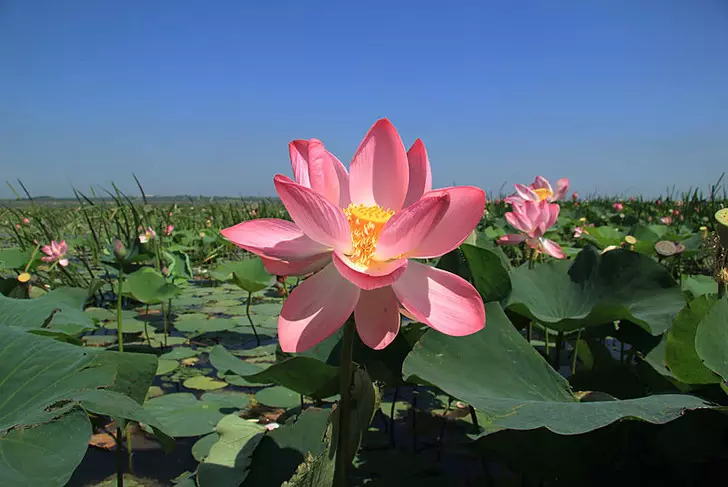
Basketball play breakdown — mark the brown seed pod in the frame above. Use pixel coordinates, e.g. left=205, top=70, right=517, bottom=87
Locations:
left=655, top=240, right=679, bottom=257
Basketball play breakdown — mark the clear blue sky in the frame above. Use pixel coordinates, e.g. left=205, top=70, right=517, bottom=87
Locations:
left=1, top=1, right=727, bottom=199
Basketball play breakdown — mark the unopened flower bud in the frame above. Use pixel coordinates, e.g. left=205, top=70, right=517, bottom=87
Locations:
left=113, top=239, right=127, bottom=259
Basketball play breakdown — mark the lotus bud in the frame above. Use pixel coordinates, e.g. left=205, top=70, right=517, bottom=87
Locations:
left=113, top=239, right=127, bottom=259
left=22, top=217, right=30, bottom=225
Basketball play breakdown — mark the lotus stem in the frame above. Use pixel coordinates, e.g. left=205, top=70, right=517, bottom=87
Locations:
left=115, top=426, right=124, bottom=487
left=245, top=291, right=261, bottom=346
left=389, top=387, right=399, bottom=448
left=334, top=318, right=355, bottom=487
left=116, top=267, right=124, bottom=353
left=571, top=329, right=582, bottom=376
left=555, top=331, right=564, bottom=369
left=161, top=302, right=168, bottom=349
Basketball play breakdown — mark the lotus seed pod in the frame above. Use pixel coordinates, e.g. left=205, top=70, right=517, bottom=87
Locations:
left=715, top=209, right=728, bottom=249
left=655, top=240, right=678, bottom=257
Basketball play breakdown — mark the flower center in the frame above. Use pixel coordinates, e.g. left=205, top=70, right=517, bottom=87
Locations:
left=533, top=188, right=552, bottom=201
left=343, top=203, right=394, bottom=267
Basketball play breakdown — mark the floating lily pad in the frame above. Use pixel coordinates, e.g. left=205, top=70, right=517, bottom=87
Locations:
left=192, top=433, right=220, bottom=462
left=255, top=387, right=300, bottom=408
left=175, top=317, right=236, bottom=333
left=184, top=376, right=229, bottom=391
left=144, top=393, right=241, bottom=437
left=156, top=359, right=179, bottom=376
left=161, top=347, right=200, bottom=360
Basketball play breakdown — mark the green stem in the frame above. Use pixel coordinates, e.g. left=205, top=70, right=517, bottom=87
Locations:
left=143, top=305, right=152, bottom=347
left=527, top=322, right=532, bottom=343
left=571, top=329, right=582, bottom=376
left=554, top=331, right=564, bottom=370
left=116, top=427, right=124, bottom=487
left=126, top=423, right=133, bottom=473
left=246, top=291, right=261, bottom=346
left=334, top=319, right=355, bottom=487
left=161, top=302, right=168, bottom=349
left=544, top=326, right=549, bottom=357
left=116, top=268, right=124, bottom=353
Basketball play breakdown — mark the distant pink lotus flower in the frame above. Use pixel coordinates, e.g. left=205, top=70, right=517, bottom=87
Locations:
left=673, top=209, right=680, bottom=216
left=139, top=227, right=156, bottom=243
left=571, top=192, right=579, bottom=201
left=15, top=224, right=20, bottom=230
left=41, top=240, right=69, bottom=267
left=656, top=199, right=662, bottom=206
left=250, top=209, right=257, bottom=216
left=613, top=202, right=624, bottom=212
left=497, top=200, right=565, bottom=258
left=629, top=197, right=636, bottom=202
left=221, top=119, right=486, bottom=352
left=22, top=217, right=30, bottom=225
left=504, top=176, right=569, bottom=205
left=574, top=226, right=586, bottom=238
left=661, top=216, right=673, bottom=225
left=165, top=225, right=174, bottom=236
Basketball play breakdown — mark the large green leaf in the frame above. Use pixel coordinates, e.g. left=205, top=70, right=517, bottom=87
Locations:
left=695, top=297, right=728, bottom=381
left=0, top=409, right=91, bottom=487
left=460, top=243, right=512, bottom=303
left=403, top=303, right=711, bottom=436
left=211, top=258, right=274, bottom=293
left=0, top=328, right=164, bottom=486
left=242, top=408, right=331, bottom=487
left=665, top=296, right=721, bottom=384
left=144, top=393, right=244, bottom=437
left=197, top=415, right=266, bottom=487
left=124, top=267, right=181, bottom=304
left=0, top=287, right=94, bottom=334
left=507, top=246, right=684, bottom=334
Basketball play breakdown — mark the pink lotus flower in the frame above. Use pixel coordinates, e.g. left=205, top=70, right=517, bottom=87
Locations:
left=661, top=216, right=673, bottom=225
left=572, top=192, right=579, bottom=201
left=497, top=200, right=565, bottom=259
left=574, top=226, right=586, bottom=238
left=504, top=176, right=569, bottom=205
left=139, top=227, right=156, bottom=243
left=41, top=240, right=69, bottom=267
left=613, top=202, right=624, bottom=212
left=165, top=225, right=174, bottom=236
left=22, top=217, right=30, bottom=225
left=672, top=209, right=680, bottom=216
left=221, top=119, right=486, bottom=352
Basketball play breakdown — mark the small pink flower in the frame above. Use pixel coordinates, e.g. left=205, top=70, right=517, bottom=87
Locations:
left=139, top=227, right=156, bottom=243
left=656, top=199, right=662, bottom=206
left=165, top=225, right=174, bottom=236
left=504, top=176, right=570, bottom=205
left=494, top=199, right=502, bottom=205
left=168, top=212, right=173, bottom=217
left=15, top=224, right=21, bottom=230
left=264, top=423, right=280, bottom=431
left=572, top=192, right=579, bottom=201
left=629, top=197, right=635, bottom=202
left=613, top=202, right=624, bottom=212
left=676, top=200, right=683, bottom=207
left=672, top=209, right=679, bottom=216
left=251, top=209, right=258, bottom=216
left=41, top=240, right=69, bottom=267
left=574, top=226, right=586, bottom=238
left=679, top=215, right=684, bottom=221
left=22, top=217, right=30, bottom=225
left=497, top=200, right=565, bottom=259
left=221, top=119, right=486, bottom=352
left=660, top=216, right=673, bottom=225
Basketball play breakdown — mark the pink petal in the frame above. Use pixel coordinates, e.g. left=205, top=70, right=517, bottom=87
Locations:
left=260, top=254, right=331, bottom=277
left=289, top=140, right=311, bottom=187
left=506, top=210, right=532, bottom=235
left=332, top=252, right=408, bottom=290
left=59, top=258, right=69, bottom=267
left=375, top=193, right=449, bottom=261
left=278, top=263, right=360, bottom=352
left=552, top=178, right=570, bottom=201
left=532, top=176, right=553, bottom=193
left=274, top=175, right=352, bottom=253
left=402, top=139, right=432, bottom=208
left=306, top=139, right=351, bottom=208
left=220, top=219, right=329, bottom=261
left=503, top=195, right=524, bottom=205
left=545, top=203, right=560, bottom=229
left=349, top=119, right=409, bottom=211
left=58, top=241, right=68, bottom=254
left=497, top=234, right=526, bottom=245
left=354, top=286, right=401, bottom=350
left=541, top=238, right=565, bottom=259
left=40, top=245, right=53, bottom=257
left=408, top=187, right=486, bottom=259
left=41, top=255, right=54, bottom=263
left=392, top=262, right=485, bottom=336
left=514, top=184, right=539, bottom=202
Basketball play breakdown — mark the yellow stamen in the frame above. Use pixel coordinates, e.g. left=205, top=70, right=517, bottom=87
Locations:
left=533, top=188, right=552, bottom=201
left=343, top=203, right=394, bottom=267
